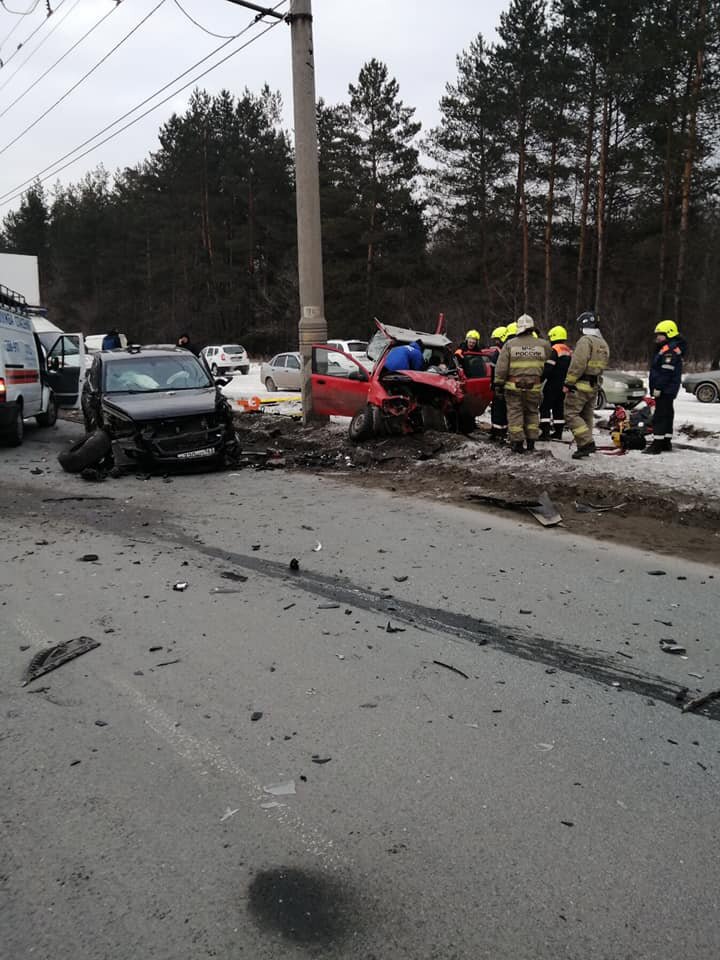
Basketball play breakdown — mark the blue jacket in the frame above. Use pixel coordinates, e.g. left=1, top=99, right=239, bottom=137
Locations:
left=649, top=336, right=686, bottom=398
left=383, top=341, right=424, bottom=373
left=102, top=333, right=122, bottom=350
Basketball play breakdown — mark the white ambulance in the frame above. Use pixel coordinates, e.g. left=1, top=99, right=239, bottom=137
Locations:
left=0, top=288, right=84, bottom=446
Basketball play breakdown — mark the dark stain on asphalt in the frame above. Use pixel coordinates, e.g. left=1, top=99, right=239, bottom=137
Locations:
left=247, top=867, right=351, bottom=947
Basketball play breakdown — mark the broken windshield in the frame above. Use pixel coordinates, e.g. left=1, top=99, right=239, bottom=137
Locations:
left=103, top=356, right=213, bottom=393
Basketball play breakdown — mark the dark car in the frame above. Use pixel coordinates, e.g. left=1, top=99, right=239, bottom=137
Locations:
left=59, top=346, right=237, bottom=473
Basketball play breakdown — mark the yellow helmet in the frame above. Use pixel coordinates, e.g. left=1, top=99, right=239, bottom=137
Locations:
left=505, top=321, right=518, bottom=338
left=491, top=325, right=507, bottom=342
left=655, top=319, right=679, bottom=339
left=547, top=325, right=568, bottom=343
left=465, top=329, right=481, bottom=344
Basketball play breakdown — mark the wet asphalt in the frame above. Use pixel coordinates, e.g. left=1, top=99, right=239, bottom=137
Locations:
left=1, top=420, right=719, bottom=960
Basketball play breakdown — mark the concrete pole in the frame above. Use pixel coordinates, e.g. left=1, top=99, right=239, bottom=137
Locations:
left=289, top=0, right=327, bottom=422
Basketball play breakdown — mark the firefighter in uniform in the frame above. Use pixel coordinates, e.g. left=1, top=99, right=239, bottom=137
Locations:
left=454, top=329, right=481, bottom=358
left=539, top=325, right=573, bottom=441
left=563, top=312, right=610, bottom=459
left=644, top=319, right=686, bottom=454
left=487, top=326, right=508, bottom=442
left=494, top=314, right=552, bottom=453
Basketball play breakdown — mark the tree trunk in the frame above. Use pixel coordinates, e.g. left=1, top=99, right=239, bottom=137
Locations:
left=515, top=115, right=529, bottom=314
left=575, top=63, right=596, bottom=315
left=544, top=136, right=558, bottom=323
left=656, top=114, right=675, bottom=319
left=674, top=0, right=707, bottom=320
left=594, top=93, right=610, bottom=315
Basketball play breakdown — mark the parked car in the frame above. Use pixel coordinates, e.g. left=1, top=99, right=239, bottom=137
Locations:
left=310, top=319, right=494, bottom=440
left=201, top=344, right=250, bottom=376
left=327, top=339, right=372, bottom=370
left=596, top=371, right=647, bottom=409
left=260, top=351, right=348, bottom=392
left=683, top=369, right=720, bottom=403
left=58, top=346, right=237, bottom=473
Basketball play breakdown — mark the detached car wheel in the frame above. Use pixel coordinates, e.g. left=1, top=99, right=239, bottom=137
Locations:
left=349, top=405, right=376, bottom=442
left=695, top=382, right=719, bottom=404
left=2, top=404, right=24, bottom=446
left=58, top=429, right=111, bottom=474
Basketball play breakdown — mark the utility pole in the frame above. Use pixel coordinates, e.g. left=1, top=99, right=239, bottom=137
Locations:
left=224, top=0, right=327, bottom=422
left=288, top=0, right=327, bottom=421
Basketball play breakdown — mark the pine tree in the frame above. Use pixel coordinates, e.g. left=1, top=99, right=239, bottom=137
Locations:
left=348, top=59, right=424, bottom=319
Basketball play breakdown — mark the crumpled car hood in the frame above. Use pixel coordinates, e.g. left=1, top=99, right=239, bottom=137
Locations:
left=102, top=387, right=219, bottom=421
left=387, top=370, right=463, bottom=398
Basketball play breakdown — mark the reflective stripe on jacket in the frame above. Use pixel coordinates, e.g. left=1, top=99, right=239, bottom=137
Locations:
left=495, top=332, right=552, bottom=391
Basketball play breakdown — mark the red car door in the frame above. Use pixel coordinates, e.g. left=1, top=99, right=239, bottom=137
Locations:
left=311, top=346, right=370, bottom=417
left=459, top=351, right=494, bottom=415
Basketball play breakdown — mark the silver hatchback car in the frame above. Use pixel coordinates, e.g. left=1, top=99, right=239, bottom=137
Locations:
left=683, top=370, right=720, bottom=403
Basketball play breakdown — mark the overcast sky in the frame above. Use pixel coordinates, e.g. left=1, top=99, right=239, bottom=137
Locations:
left=0, top=0, right=508, bottom=214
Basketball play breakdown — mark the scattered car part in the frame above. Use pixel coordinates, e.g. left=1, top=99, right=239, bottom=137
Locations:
left=58, top=429, right=112, bottom=473
left=433, top=660, right=470, bottom=679
left=23, top=636, right=100, bottom=686
left=681, top=688, right=720, bottom=714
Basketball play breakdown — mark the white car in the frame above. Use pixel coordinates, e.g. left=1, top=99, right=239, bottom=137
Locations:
left=327, top=339, right=373, bottom=370
left=201, top=344, right=250, bottom=376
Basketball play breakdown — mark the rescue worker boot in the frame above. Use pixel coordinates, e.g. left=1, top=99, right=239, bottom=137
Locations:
left=538, top=424, right=552, bottom=441
left=526, top=439, right=536, bottom=453
left=571, top=441, right=596, bottom=460
left=662, top=438, right=672, bottom=452
left=510, top=441, right=525, bottom=454
left=552, top=424, right=564, bottom=440
left=642, top=438, right=665, bottom=455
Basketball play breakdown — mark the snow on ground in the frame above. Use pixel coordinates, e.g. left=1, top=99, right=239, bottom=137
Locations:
left=223, top=362, right=720, bottom=498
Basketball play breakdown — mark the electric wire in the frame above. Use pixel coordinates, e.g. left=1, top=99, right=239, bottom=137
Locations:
left=0, top=8, right=286, bottom=208
left=172, top=0, right=234, bottom=40
left=0, top=0, right=39, bottom=54
left=1, top=1, right=42, bottom=13
left=0, top=0, right=79, bottom=93
left=0, top=0, right=167, bottom=154
left=0, top=0, right=72, bottom=79
left=0, top=0, right=119, bottom=120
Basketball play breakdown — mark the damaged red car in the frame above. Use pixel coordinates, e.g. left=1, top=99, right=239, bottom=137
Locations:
left=311, top=320, right=493, bottom=441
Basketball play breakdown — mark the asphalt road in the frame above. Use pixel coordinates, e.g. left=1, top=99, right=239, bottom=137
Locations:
left=2, top=420, right=719, bottom=960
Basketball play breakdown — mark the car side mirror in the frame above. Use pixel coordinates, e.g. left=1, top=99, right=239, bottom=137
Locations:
left=48, top=356, right=61, bottom=371
left=348, top=368, right=368, bottom=382
left=214, top=376, right=231, bottom=387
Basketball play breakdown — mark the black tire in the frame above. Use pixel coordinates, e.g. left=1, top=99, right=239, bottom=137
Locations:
left=241, top=367, right=250, bottom=375
left=58, top=429, right=111, bottom=474
left=349, top=405, right=375, bottom=442
left=595, top=389, right=607, bottom=410
left=457, top=411, right=477, bottom=434
left=265, top=377, right=277, bottom=392
left=695, top=382, right=718, bottom=404
left=36, top=394, right=58, bottom=428
left=2, top=403, right=24, bottom=446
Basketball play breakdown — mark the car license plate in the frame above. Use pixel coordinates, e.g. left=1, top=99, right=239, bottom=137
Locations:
left=177, top=446, right=215, bottom=459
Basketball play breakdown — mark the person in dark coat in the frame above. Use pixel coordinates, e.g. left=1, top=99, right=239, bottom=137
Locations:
left=176, top=333, right=199, bottom=356
left=644, top=320, right=687, bottom=454
left=539, top=325, right=573, bottom=440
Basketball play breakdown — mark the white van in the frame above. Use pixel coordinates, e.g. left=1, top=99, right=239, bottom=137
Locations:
left=0, top=303, right=85, bottom=446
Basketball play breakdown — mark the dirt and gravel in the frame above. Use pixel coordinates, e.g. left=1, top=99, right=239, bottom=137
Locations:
left=230, top=414, right=720, bottom=565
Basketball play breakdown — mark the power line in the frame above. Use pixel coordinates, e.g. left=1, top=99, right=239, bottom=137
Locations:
left=0, top=0, right=120, bottom=120
left=172, top=0, right=234, bottom=40
left=0, top=1, right=43, bottom=13
left=0, top=0, right=167, bottom=155
left=0, top=10, right=286, bottom=208
left=0, top=0, right=70, bottom=76
left=0, top=0, right=40, bottom=53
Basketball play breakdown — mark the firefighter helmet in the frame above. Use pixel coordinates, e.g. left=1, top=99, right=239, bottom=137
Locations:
left=547, top=325, right=568, bottom=343
left=654, top=319, right=679, bottom=339
left=491, top=325, right=507, bottom=342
